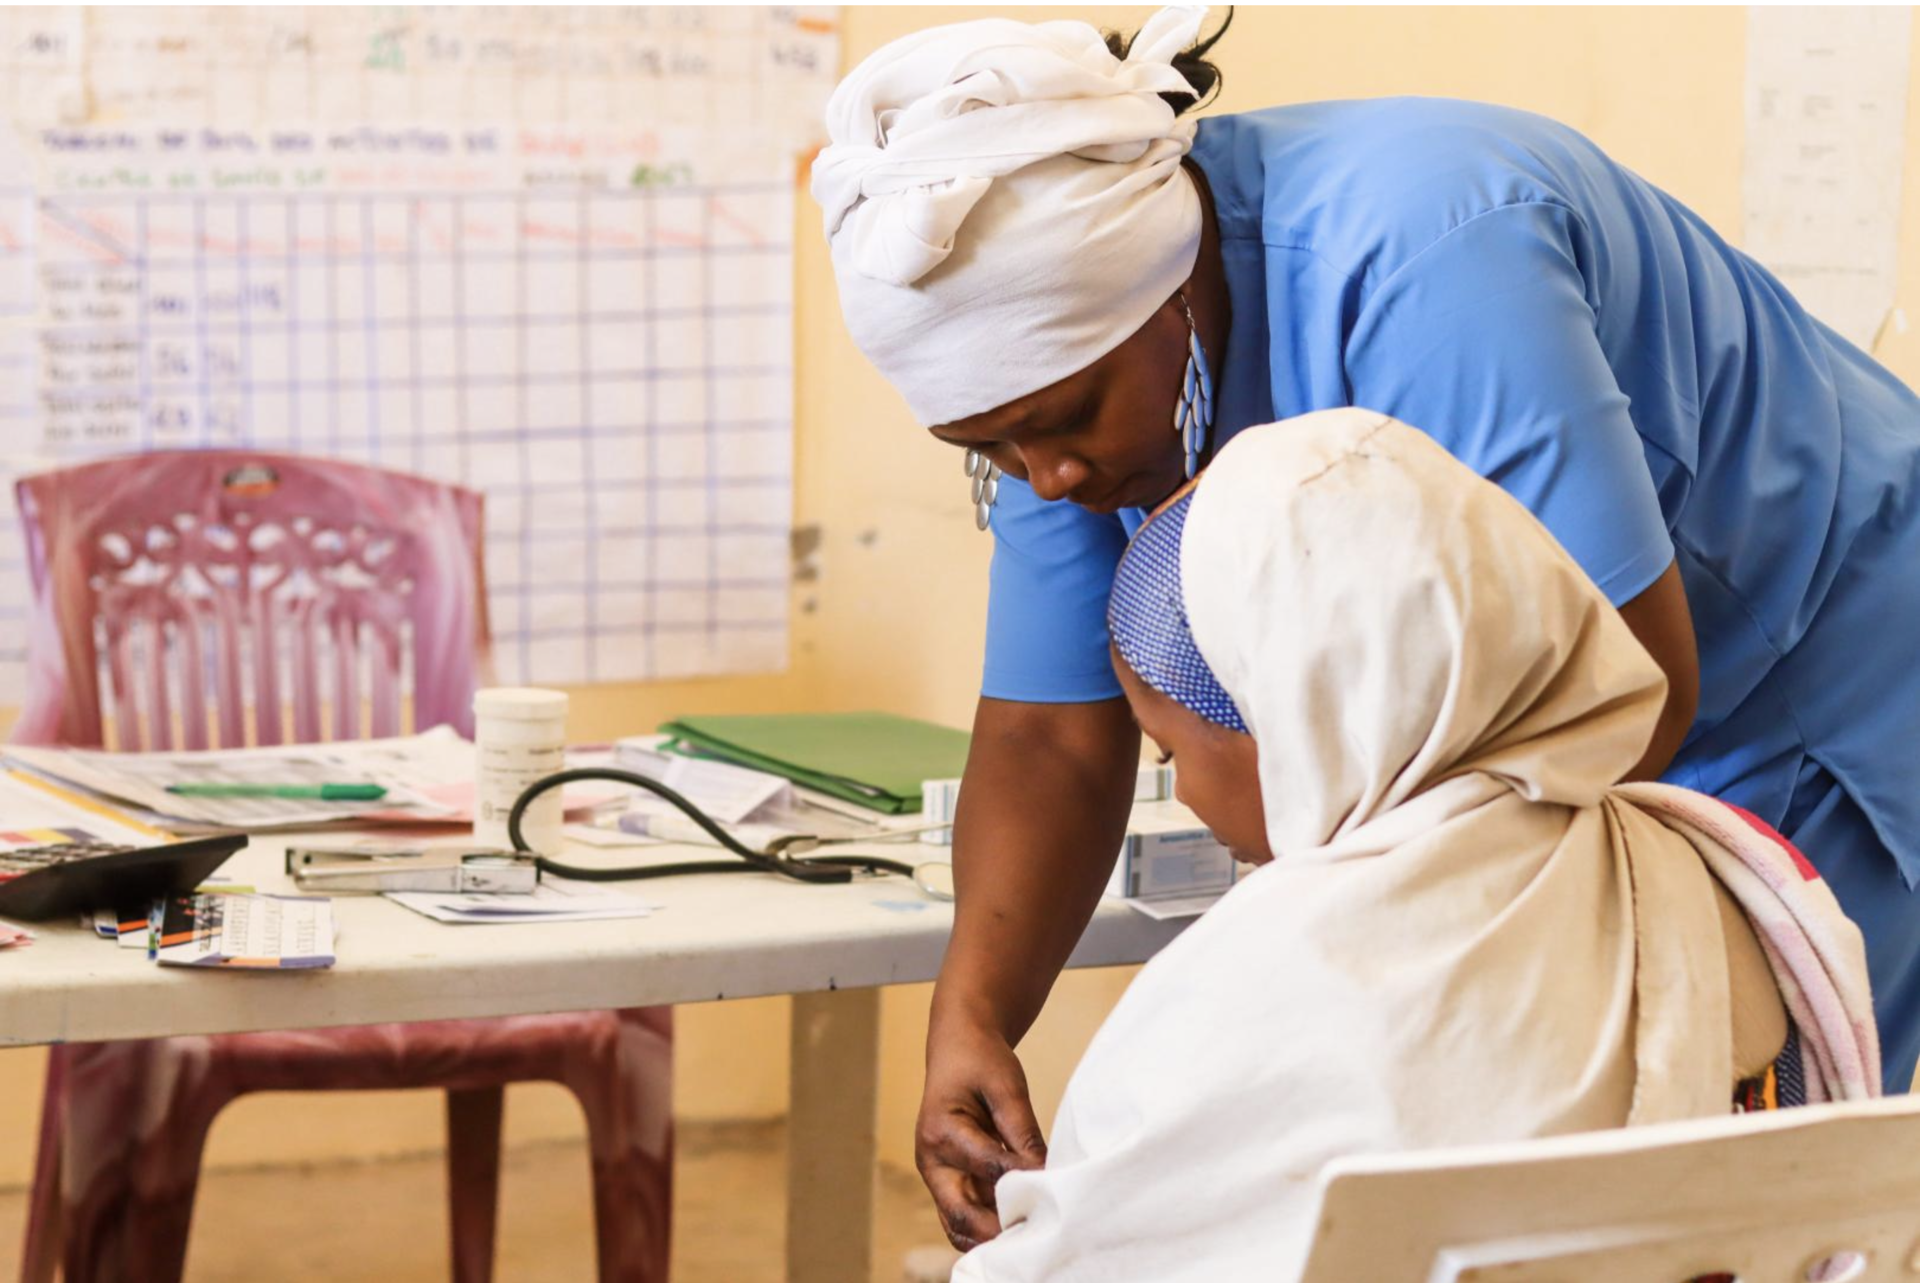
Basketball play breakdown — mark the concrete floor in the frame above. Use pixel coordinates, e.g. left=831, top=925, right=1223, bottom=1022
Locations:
left=0, top=1121, right=955, bottom=1283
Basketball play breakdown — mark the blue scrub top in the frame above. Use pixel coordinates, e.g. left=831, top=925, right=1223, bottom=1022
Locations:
left=982, top=98, right=1920, bottom=886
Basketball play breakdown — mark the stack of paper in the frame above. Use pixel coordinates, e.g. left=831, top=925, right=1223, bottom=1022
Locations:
left=6, top=729, right=475, bottom=829
left=612, top=739, right=882, bottom=846
left=386, top=877, right=655, bottom=925
left=614, top=741, right=795, bottom=824
left=0, top=768, right=167, bottom=847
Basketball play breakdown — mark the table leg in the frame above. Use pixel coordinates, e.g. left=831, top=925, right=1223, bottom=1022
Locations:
left=787, top=987, right=881, bottom=1283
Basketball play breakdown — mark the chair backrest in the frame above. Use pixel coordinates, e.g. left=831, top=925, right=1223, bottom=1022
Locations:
left=12, top=451, right=486, bottom=750
left=1298, top=1095, right=1920, bottom=1282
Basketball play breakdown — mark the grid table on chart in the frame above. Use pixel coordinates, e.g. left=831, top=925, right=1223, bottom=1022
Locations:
left=0, top=8, right=837, bottom=701
left=0, top=175, right=39, bottom=699
left=23, top=182, right=795, bottom=688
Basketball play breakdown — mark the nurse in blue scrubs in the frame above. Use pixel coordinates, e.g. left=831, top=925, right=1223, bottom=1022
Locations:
left=814, top=8, right=1920, bottom=1250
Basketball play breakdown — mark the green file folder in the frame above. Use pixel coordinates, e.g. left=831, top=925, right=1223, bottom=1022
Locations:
left=656, top=712, right=971, bottom=814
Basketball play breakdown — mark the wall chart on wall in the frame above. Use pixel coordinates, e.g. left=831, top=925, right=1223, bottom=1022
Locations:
left=0, top=7, right=836, bottom=702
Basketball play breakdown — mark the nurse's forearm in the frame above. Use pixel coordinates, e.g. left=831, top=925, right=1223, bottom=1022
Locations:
left=1627, top=687, right=1696, bottom=782
left=936, top=696, right=1140, bottom=1045
left=1617, top=561, right=1701, bottom=782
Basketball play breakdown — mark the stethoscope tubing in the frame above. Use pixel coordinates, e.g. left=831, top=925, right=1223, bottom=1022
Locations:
left=506, top=766, right=944, bottom=891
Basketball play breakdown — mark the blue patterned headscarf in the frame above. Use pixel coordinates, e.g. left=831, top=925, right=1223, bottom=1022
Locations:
left=1108, top=491, right=1248, bottom=732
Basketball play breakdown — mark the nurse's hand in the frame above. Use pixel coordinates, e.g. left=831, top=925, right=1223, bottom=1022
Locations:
left=917, top=694, right=1136, bottom=1249
left=917, top=1010, right=1048, bottom=1250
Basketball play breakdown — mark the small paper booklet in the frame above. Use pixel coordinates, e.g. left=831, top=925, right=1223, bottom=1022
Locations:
left=150, top=892, right=336, bottom=969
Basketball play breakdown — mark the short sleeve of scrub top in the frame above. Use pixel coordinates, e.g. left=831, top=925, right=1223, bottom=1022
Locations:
left=979, top=203, right=1674, bottom=706
left=982, top=475, right=1131, bottom=703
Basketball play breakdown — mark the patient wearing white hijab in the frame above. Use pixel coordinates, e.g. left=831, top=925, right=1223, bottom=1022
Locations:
left=953, top=409, right=1878, bottom=1283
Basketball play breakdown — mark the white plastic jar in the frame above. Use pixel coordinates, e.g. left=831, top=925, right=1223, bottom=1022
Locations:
left=473, top=687, right=568, bottom=853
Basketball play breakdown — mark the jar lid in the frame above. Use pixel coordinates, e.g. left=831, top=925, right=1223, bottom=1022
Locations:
left=473, top=687, right=569, bottom=720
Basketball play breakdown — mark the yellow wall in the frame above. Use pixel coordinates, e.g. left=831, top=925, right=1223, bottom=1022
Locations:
left=5, top=3, right=1919, bottom=1190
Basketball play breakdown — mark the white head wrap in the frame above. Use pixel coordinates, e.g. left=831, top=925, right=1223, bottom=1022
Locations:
left=810, top=6, right=1208, bottom=425
left=954, top=409, right=1878, bottom=1282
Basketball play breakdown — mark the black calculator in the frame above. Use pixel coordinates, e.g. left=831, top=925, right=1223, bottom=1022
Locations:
left=0, top=834, right=248, bottom=922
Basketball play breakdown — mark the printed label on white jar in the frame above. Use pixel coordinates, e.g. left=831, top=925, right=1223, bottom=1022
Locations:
left=474, top=739, right=565, bottom=849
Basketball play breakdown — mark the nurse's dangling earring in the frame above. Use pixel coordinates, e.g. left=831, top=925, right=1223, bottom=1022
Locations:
left=1176, top=292, right=1214, bottom=480
left=964, top=449, right=1000, bottom=531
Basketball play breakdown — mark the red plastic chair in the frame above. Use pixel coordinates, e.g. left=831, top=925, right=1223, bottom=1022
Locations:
left=13, top=451, right=672, bottom=1283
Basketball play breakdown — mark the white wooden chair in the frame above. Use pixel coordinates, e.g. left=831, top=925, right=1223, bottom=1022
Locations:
left=1298, top=1095, right=1920, bottom=1282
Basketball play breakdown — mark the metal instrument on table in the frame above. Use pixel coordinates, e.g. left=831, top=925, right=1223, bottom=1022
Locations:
left=286, top=846, right=540, bottom=894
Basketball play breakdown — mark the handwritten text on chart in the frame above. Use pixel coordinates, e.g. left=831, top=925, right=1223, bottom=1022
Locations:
left=0, top=124, right=797, bottom=691
left=0, top=7, right=837, bottom=141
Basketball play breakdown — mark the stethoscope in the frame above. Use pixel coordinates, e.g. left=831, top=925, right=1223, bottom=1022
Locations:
left=505, top=767, right=957, bottom=900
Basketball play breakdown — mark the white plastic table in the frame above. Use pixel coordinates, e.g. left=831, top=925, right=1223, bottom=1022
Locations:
left=0, top=820, right=1194, bottom=1283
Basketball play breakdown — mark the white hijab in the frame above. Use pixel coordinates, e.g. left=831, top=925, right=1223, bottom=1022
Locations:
left=953, top=409, right=1875, bottom=1283
left=811, top=6, right=1206, bottom=425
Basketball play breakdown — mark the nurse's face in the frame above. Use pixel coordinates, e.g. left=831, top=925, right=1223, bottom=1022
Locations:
left=926, top=293, right=1197, bottom=514
left=1114, top=651, right=1272, bottom=865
